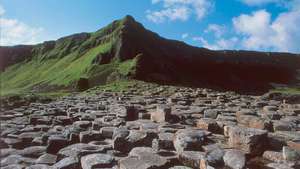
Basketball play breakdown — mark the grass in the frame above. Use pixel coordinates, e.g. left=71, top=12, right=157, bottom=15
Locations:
left=117, top=57, right=137, bottom=76
left=0, top=42, right=113, bottom=96
left=0, top=90, right=70, bottom=99
left=0, top=16, right=141, bottom=97
left=83, top=79, right=180, bottom=97
left=85, top=79, right=148, bottom=94
left=0, top=16, right=137, bottom=97
left=271, top=87, right=300, bottom=94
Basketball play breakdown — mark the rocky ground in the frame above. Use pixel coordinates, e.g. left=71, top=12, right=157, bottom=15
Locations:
left=1, top=85, right=300, bottom=169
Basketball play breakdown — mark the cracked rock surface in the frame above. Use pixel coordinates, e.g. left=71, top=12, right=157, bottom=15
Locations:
left=1, top=86, right=300, bottom=169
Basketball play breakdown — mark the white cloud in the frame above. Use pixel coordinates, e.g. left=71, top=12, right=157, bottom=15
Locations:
left=147, top=0, right=214, bottom=23
left=0, top=4, right=5, bottom=16
left=146, top=7, right=190, bottom=23
left=193, top=23, right=238, bottom=50
left=205, top=24, right=225, bottom=38
left=240, top=0, right=280, bottom=6
left=232, top=8, right=300, bottom=53
left=0, top=5, right=45, bottom=46
left=193, top=36, right=239, bottom=50
left=181, top=33, right=189, bottom=39
left=233, top=10, right=274, bottom=50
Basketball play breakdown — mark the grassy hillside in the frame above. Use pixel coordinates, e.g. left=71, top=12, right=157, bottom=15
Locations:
left=1, top=15, right=299, bottom=96
left=0, top=16, right=138, bottom=96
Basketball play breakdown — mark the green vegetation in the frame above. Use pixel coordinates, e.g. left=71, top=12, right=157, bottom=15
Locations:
left=117, top=57, right=137, bottom=76
left=0, top=16, right=141, bottom=97
left=1, top=42, right=112, bottom=94
left=0, top=90, right=70, bottom=99
left=83, top=79, right=182, bottom=97
left=86, top=80, right=138, bottom=93
left=271, top=87, right=300, bottom=94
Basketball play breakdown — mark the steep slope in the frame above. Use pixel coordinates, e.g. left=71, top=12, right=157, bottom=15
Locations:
left=0, top=45, right=33, bottom=71
left=1, top=15, right=299, bottom=95
left=0, top=16, right=137, bottom=95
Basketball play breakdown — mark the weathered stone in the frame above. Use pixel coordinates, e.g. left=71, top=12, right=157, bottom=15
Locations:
left=151, top=105, right=172, bottom=123
left=18, top=132, right=44, bottom=143
left=3, top=81, right=300, bottom=169
left=73, top=121, right=91, bottom=129
left=55, top=116, right=73, bottom=125
left=261, top=111, right=281, bottom=120
left=169, top=166, right=193, bottom=169
left=140, top=122, right=159, bottom=131
left=204, top=145, right=225, bottom=167
left=236, top=109, right=256, bottom=117
left=266, top=162, right=295, bottom=169
left=267, top=132, right=288, bottom=151
left=0, top=148, right=18, bottom=158
left=178, top=151, right=205, bottom=168
left=216, top=115, right=236, bottom=122
left=197, top=118, right=222, bottom=134
left=173, top=129, right=209, bottom=153
left=119, top=147, right=170, bottom=169
left=2, top=164, right=25, bottom=169
left=152, top=132, right=175, bottom=151
left=273, top=121, right=292, bottom=131
left=79, top=131, right=101, bottom=143
left=1, top=154, right=35, bottom=166
left=237, top=115, right=272, bottom=130
left=263, top=106, right=278, bottom=112
left=287, top=139, right=300, bottom=151
left=112, top=105, right=139, bottom=121
left=113, top=130, right=157, bottom=153
left=203, top=109, right=219, bottom=119
left=26, top=164, right=55, bottom=169
left=19, top=146, right=47, bottom=158
left=112, top=127, right=130, bottom=139
left=36, top=153, right=57, bottom=165
left=263, top=151, right=284, bottom=162
left=57, top=143, right=107, bottom=159
left=53, top=156, right=79, bottom=169
left=100, top=127, right=116, bottom=139
left=47, top=135, right=69, bottom=154
left=2, top=138, right=23, bottom=149
left=228, top=126, right=268, bottom=155
left=81, top=153, right=115, bottom=169
left=69, top=133, right=80, bottom=144
left=283, top=146, right=300, bottom=161
left=223, top=149, right=246, bottom=169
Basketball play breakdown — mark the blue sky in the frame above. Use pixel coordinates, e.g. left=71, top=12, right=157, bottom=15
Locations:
left=0, top=0, right=299, bottom=53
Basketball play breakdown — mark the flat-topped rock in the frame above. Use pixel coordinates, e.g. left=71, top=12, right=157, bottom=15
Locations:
left=173, top=129, right=210, bottom=153
left=227, top=126, right=268, bottom=155
left=178, top=151, right=205, bottom=168
left=223, top=149, right=246, bottom=169
left=151, top=105, right=172, bottom=123
left=35, top=153, right=57, bottom=165
left=81, top=153, right=115, bottom=169
left=119, top=147, right=171, bottom=169
left=2, top=87, right=300, bottom=169
left=57, top=143, right=107, bottom=159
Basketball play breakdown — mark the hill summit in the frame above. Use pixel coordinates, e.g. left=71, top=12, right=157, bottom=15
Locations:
left=1, top=15, right=299, bottom=95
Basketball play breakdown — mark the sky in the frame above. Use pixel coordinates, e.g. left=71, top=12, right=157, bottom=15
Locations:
left=0, top=0, right=299, bottom=53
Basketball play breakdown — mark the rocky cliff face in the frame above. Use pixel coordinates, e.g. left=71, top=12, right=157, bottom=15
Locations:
left=1, top=15, right=299, bottom=94
left=0, top=45, right=33, bottom=71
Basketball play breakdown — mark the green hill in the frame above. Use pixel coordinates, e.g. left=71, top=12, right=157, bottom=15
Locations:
left=0, top=16, right=139, bottom=95
left=1, top=15, right=299, bottom=96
